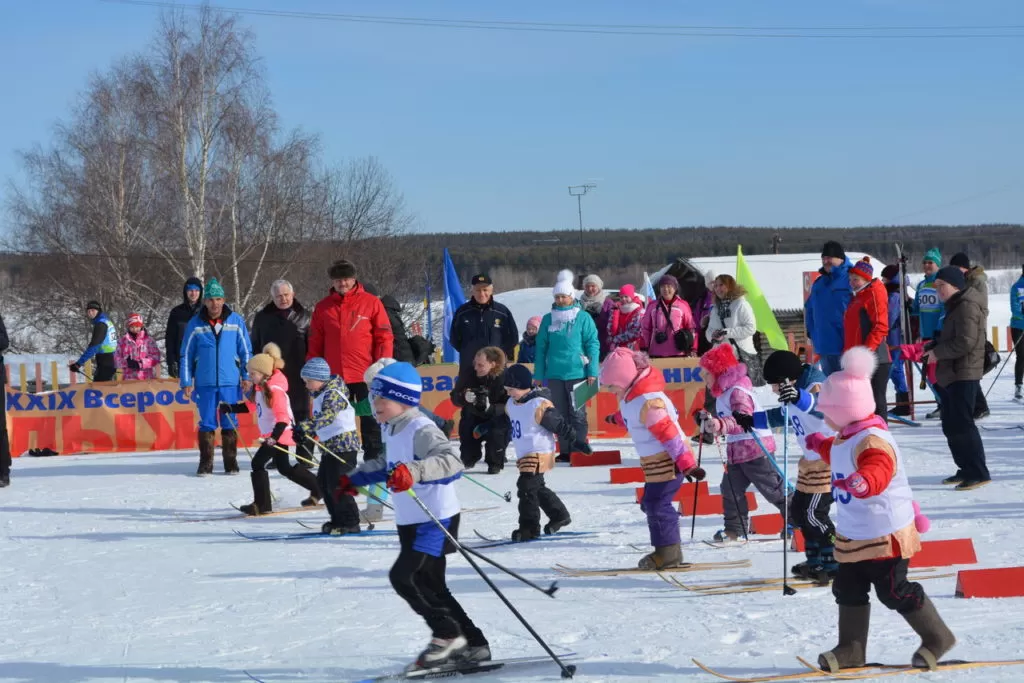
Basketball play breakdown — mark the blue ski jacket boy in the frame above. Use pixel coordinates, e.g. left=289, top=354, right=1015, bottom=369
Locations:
left=804, top=259, right=853, bottom=356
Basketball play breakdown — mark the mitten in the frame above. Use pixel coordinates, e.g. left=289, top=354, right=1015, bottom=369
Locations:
left=805, top=433, right=828, bottom=454
left=684, top=466, right=706, bottom=483
left=336, top=474, right=359, bottom=500
left=355, top=398, right=372, bottom=417
left=702, top=417, right=723, bottom=435
left=732, top=411, right=754, bottom=433
left=778, top=384, right=800, bottom=405
left=472, top=421, right=491, bottom=440
left=833, top=472, right=869, bottom=498
left=387, top=463, right=415, bottom=492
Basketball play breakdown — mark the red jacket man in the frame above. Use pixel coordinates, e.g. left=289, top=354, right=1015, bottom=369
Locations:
left=308, top=259, right=393, bottom=461
left=843, top=257, right=891, bottom=418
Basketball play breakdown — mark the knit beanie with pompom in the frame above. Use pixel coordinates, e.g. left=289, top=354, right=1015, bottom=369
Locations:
left=815, top=346, right=877, bottom=429
left=247, top=342, right=284, bottom=377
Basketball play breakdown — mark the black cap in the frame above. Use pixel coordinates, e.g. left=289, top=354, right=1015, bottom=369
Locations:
left=935, top=266, right=966, bottom=291
left=85, top=300, right=102, bottom=312
left=880, top=264, right=900, bottom=282
left=821, top=241, right=845, bottom=260
left=471, top=274, right=492, bottom=286
left=949, top=252, right=970, bottom=270
left=763, top=351, right=804, bottom=385
left=503, top=364, right=533, bottom=390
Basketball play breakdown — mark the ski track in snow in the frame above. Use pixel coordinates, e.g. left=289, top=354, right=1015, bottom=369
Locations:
left=2, top=376, right=1024, bottom=682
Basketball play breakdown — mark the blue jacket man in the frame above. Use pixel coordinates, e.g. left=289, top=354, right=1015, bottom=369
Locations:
left=69, top=301, right=118, bottom=382
left=804, top=241, right=852, bottom=376
left=180, top=278, right=253, bottom=475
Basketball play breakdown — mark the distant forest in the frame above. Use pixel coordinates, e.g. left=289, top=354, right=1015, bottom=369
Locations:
left=403, top=223, right=1024, bottom=291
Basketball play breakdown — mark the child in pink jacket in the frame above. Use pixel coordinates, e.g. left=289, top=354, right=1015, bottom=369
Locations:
left=698, top=343, right=789, bottom=541
left=114, top=313, right=161, bottom=380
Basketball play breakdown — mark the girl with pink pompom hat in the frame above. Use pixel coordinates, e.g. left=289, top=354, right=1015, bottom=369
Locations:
left=806, top=346, right=955, bottom=674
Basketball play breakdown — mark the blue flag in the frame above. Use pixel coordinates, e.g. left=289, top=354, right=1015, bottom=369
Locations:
left=442, top=248, right=466, bottom=363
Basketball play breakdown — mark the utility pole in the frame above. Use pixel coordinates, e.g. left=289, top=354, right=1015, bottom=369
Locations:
left=568, top=184, right=596, bottom=276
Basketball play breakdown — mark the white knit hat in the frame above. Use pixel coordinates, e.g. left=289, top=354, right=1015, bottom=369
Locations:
left=553, top=269, right=575, bottom=297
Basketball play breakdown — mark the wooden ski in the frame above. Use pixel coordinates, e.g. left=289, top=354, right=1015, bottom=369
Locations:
left=691, top=659, right=903, bottom=682
left=797, top=656, right=1024, bottom=680
left=552, top=559, right=750, bottom=577
left=668, top=569, right=949, bottom=594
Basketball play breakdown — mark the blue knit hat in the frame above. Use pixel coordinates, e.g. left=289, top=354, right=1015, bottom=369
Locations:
left=300, top=357, right=332, bottom=382
left=371, top=362, right=422, bottom=407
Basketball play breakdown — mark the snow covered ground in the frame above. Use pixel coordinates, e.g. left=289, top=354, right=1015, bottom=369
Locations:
left=2, top=373, right=1024, bottom=682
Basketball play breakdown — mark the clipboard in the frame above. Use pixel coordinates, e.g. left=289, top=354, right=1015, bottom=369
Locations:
left=571, top=379, right=599, bottom=412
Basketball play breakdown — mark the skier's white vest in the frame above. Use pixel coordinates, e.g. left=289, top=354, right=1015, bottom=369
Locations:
left=506, top=395, right=556, bottom=474
left=385, top=412, right=461, bottom=526
left=715, top=386, right=772, bottom=444
left=312, top=387, right=357, bottom=441
left=621, top=390, right=680, bottom=483
left=255, top=384, right=294, bottom=437
left=830, top=427, right=914, bottom=541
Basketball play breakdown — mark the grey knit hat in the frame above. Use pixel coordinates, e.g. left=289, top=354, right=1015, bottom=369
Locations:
left=300, top=357, right=332, bottom=382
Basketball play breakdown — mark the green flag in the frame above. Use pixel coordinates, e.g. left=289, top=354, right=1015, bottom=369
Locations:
left=735, top=245, right=788, bottom=350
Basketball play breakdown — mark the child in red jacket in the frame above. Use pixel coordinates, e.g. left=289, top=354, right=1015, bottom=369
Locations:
left=807, top=346, right=954, bottom=673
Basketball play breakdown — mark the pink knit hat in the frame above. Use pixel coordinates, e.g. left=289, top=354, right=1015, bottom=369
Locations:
left=526, top=316, right=542, bottom=330
left=619, top=284, right=636, bottom=299
left=599, top=347, right=643, bottom=390
left=816, top=346, right=878, bottom=429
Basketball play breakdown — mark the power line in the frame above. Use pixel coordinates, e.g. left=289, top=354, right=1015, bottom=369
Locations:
left=101, top=0, right=1024, bottom=39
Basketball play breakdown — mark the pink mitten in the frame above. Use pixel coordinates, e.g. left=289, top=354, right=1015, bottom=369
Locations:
left=833, top=472, right=870, bottom=498
left=912, top=501, right=931, bottom=533
left=805, top=433, right=828, bottom=454
left=702, top=417, right=723, bottom=435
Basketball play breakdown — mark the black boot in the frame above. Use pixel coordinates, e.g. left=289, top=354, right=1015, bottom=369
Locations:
left=220, top=429, right=239, bottom=474
left=818, top=604, right=870, bottom=672
left=197, top=432, right=215, bottom=476
left=903, top=596, right=956, bottom=669
left=893, top=391, right=911, bottom=416
left=638, top=544, right=683, bottom=570
left=511, top=526, right=540, bottom=542
left=240, top=470, right=272, bottom=516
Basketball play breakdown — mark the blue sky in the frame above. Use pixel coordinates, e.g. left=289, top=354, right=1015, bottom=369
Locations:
left=1, top=0, right=1022, bottom=234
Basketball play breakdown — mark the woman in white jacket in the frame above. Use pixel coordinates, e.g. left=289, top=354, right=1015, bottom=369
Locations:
left=706, top=274, right=765, bottom=386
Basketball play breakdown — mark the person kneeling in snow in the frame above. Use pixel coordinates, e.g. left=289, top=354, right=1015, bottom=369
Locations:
left=600, top=347, right=705, bottom=570
left=809, top=346, right=953, bottom=673
left=341, top=362, right=490, bottom=672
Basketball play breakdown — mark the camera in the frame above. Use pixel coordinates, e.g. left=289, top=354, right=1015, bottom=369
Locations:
left=654, top=331, right=668, bottom=344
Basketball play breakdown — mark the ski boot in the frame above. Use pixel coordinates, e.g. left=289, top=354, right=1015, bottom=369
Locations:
left=405, top=636, right=468, bottom=673
left=638, top=543, right=683, bottom=570
left=300, top=494, right=321, bottom=507
left=486, top=464, right=503, bottom=475
left=239, top=470, right=272, bottom=516
left=1015, top=385, right=1023, bottom=402
left=459, top=643, right=492, bottom=663
left=713, top=529, right=742, bottom=543
left=511, top=526, right=540, bottom=542
left=321, top=521, right=360, bottom=536
left=941, top=473, right=965, bottom=486
left=818, top=604, right=870, bottom=672
left=543, top=516, right=571, bottom=535
left=903, top=596, right=956, bottom=669
left=926, top=407, right=941, bottom=419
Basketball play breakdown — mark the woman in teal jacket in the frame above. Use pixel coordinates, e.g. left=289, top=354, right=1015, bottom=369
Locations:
left=534, top=270, right=600, bottom=462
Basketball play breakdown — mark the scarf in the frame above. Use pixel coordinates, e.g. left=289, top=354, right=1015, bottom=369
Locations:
left=548, top=304, right=580, bottom=333
left=580, top=290, right=607, bottom=315
left=618, top=300, right=640, bottom=315
left=838, top=414, right=889, bottom=439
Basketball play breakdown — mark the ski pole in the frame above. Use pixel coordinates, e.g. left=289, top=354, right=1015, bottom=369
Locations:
left=260, top=439, right=320, bottom=467
left=403, top=489, right=576, bottom=678
left=463, top=474, right=513, bottom=503
left=780, top=401, right=796, bottom=597
left=985, top=332, right=1024, bottom=399
left=73, top=367, right=94, bottom=382
left=689, top=430, right=705, bottom=540
left=749, top=431, right=796, bottom=494
left=715, top=438, right=749, bottom=542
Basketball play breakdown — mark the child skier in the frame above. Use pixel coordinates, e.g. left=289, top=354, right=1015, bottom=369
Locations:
left=451, top=347, right=510, bottom=474
left=341, top=362, right=490, bottom=671
left=114, top=313, right=162, bottom=381
left=698, top=343, right=789, bottom=541
left=808, top=345, right=954, bottom=672
left=293, top=357, right=362, bottom=535
left=502, top=364, right=586, bottom=541
left=763, top=350, right=836, bottom=582
left=221, top=343, right=321, bottom=515
left=599, top=347, right=705, bottom=569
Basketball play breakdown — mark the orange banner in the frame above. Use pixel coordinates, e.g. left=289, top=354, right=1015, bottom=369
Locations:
left=5, top=357, right=708, bottom=455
